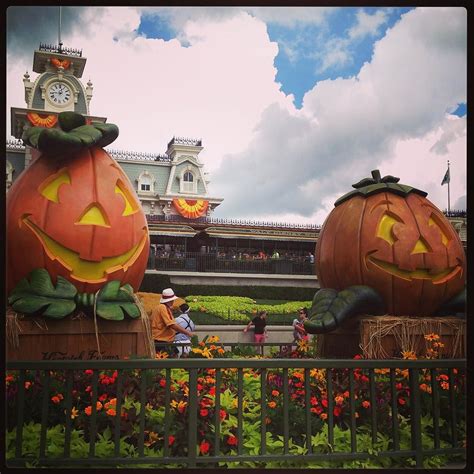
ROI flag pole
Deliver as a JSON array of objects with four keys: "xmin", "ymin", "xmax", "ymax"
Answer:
[{"xmin": 447, "ymin": 160, "xmax": 451, "ymax": 214}]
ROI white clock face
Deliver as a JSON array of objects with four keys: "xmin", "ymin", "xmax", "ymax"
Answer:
[{"xmin": 48, "ymin": 82, "xmax": 72, "ymax": 105}]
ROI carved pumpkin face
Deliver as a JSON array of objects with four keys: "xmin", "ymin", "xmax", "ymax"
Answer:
[
  {"xmin": 316, "ymin": 189, "xmax": 465, "ymax": 315},
  {"xmin": 7, "ymin": 147, "xmax": 150, "ymax": 294}
]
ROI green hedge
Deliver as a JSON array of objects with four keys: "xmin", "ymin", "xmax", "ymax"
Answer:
[{"xmin": 140, "ymin": 273, "xmax": 317, "ymax": 301}]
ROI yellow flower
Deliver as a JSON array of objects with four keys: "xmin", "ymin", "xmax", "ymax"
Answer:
[
  {"xmin": 155, "ymin": 351, "xmax": 169, "ymax": 359},
  {"xmin": 424, "ymin": 333, "xmax": 440, "ymax": 341},
  {"xmin": 69, "ymin": 407, "xmax": 79, "ymax": 419},
  {"xmin": 171, "ymin": 400, "xmax": 188, "ymax": 413},
  {"xmin": 201, "ymin": 347, "xmax": 214, "ymax": 359},
  {"xmin": 207, "ymin": 335, "xmax": 220, "ymax": 343}
]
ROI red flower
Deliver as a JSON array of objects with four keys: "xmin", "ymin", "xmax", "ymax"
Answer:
[
  {"xmin": 84, "ymin": 369, "xmax": 93, "ymax": 375},
  {"xmin": 159, "ymin": 379, "xmax": 167, "ymax": 388},
  {"xmin": 200, "ymin": 409, "xmax": 209, "ymax": 417},
  {"xmin": 353, "ymin": 354, "xmax": 362, "ymax": 359},
  {"xmin": 321, "ymin": 399, "xmax": 328, "ymax": 408},
  {"xmin": 168, "ymin": 435, "xmax": 175, "ymax": 446},
  {"xmin": 396, "ymin": 383, "xmax": 403, "ymax": 390},
  {"xmin": 197, "ymin": 384, "xmax": 203, "ymax": 392},
  {"xmin": 99, "ymin": 393, "xmax": 108, "ymax": 402},
  {"xmin": 219, "ymin": 409, "xmax": 227, "ymax": 421},
  {"xmin": 199, "ymin": 440, "xmax": 210, "ymax": 455},
  {"xmin": 333, "ymin": 406, "xmax": 342, "ymax": 417},
  {"xmin": 227, "ymin": 435, "xmax": 238, "ymax": 446},
  {"xmin": 209, "ymin": 387, "xmax": 216, "ymax": 396},
  {"xmin": 398, "ymin": 397, "xmax": 406, "ymax": 405},
  {"xmin": 310, "ymin": 396, "xmax": 318, "ymax": 406}
]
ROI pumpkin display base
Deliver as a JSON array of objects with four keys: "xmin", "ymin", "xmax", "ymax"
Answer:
[
  {"xmin": 315, "ymin": 314, "xmax": 465, "ymax": 359},
  {"xmin": 6, "ymin": 309, "xmax": 155, "ymax": 361}
]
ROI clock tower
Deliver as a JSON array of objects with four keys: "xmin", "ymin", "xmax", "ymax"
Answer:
[{"xmin": 11, "ymin": 43, "xmax": 107, "ymax": 167}]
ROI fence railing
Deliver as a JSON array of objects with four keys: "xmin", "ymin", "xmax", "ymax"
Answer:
[
  {"xmin": 6, "ymin": 358, "xmax": 466, "ymax": 468},
  {"xmin": 147, "ymin": 252, "xmax": 315, "ymax": 275}
]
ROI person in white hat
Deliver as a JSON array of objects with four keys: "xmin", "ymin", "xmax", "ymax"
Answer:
[{"xmin": 151, "ymin": 288, "xmax": 194, "ymax": 355}]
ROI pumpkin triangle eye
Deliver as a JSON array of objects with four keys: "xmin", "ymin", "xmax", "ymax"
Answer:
[
  {"xmin": 115, "ymin": 180, "xmax": 138, "ymax": 216},
  {"xmin": 39, "ymin": 169, "xmax": 71, "ymax": 203},
  {"xmin": 376, "ymin": 212, "xmax": 402, "ymax": 245},
  {"xmin": 77, "ymin": 204, "xmax": 110, "ymax": 227},
  {"xmin": 428, "ymin": 215, "xmax": 450, "ymax": 246}
]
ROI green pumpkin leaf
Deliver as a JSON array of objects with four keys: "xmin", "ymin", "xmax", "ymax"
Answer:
[
  {"xmin": 8, "ymin": 269, "xmax": 77, "ymax": 319},
  {"xmin": 96, "ymin": 302, "xmax": 141, "ymax": 320},
  {"xmin": 95, "ymin": 281, "xmax": 140, "ymax": 320},
  {"xmin": 92, "ymin": 122, "xmax": 120, "ymax": 148},
  {"xmin": 58, "ymin": 111, "xmax": 86, "ymax": 132},
  {"xmin": 38, "ymin": 128, "xmax": 83, "ymax": 154},
  {"xmin": 22, "ymin": 127, "xmax": 44, "ymax": 148},
  {"xmin": 69, "ymin": 125, "xmax": 103, "ymax": 146}
]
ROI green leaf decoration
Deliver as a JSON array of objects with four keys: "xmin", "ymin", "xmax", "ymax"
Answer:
[
  {"xmin": 21, "ymin": 112, "xmax": 119, "ymax": 155},
  {"xmin": 58, "ymin": 111, "xmax": 86, "ymax": 131},
  {"xmin": 96, "ymin": 281, "xmax": 141, "ymax": 320},
  {"xmin": 92, "ymin": 122, "xmax": 120, "ymax": 148},
  {"xmin": 334, "ymin": 169, "xmax": 427, "ymax": 207},
  {"xmin": 305, "ymin": 285, "xmax": 385, "ymax": 334},
  {"xmin": 8, "ymin": 269, "xmax": 78, "ymax": 319}
]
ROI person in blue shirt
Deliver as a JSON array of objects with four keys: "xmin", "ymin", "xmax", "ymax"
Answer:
[{"xmin": 174, "ymin": 303, "xmax": 196, "ymax": 358}]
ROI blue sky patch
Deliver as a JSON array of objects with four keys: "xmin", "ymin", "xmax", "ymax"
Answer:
[
  {"xmin": 451, "ymin": 103, "xmax": 466, "ymax": 117},
  {"xmin": 137, "ymin": 13, "xmax": 176, "ymax": 41}
]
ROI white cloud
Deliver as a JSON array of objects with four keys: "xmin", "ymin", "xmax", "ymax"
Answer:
[
  {"xmin": 7, "ymin": 7, "xmax": 467, "ymax": 226},
  {"xmin": 348, "ymin": 9, "xmax": 389, "ymax": 40},
  {"xmin": 212, "ymin": 7, "xmax": 466, "ymax": 222}
]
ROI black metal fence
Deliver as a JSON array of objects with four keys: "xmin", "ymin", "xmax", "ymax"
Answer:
[
  {"xmin": 6, "ymin": 358, "xmax": 466, "ymax": 468},
  {"xmin": 148, "ymin": 252, "xmax": 315, "ymax": 275}
]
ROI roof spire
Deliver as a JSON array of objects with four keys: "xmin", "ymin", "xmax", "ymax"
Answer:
[{"xmin": 58, "ymin": 6, "xmax": 63, "ymax": 52}]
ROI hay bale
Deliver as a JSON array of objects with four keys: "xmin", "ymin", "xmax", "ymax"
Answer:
[
  {"xmin": 360, "ymin": 315, "xmax": 465, "ymax": 359},
  {"xmin": 136, "ymin": 292, "xmax": 186, "ymax": 315}
]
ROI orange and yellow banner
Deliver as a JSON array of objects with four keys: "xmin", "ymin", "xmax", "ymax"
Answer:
[
  {"xmin": 173, "ymin": 198, "xmax": 209, "ymax": 219},
  {"xmin": 51, "ymin": 58, "xmax": 71, "ymax": 69},
  {"xmin": 27, "ymin": 112, "xmax": 58, "ymax": 128}
]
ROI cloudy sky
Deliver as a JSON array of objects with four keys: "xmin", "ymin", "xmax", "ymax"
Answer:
[{"xmin": 6, "ymin": 6, "xmax": 467, "ymax": 225}]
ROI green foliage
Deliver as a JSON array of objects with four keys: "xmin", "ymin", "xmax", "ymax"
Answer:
[
  {"xmin": 8, "ymin": 268, "xmax": 77, "ymax": 318},
  {"xmin": 8, "ymin": 269, "xmax": 140, "ymax": 320},
  {"xmin": 139, "ymin": 273, "xmax": 316, "ymax": 301},
  {"xmin": 185, "ymin": 295, "xmax": 311, "ymax": 322},
  {"xmin": 96, "ymin": 281, "xmax": 140, "ymax": 320}
]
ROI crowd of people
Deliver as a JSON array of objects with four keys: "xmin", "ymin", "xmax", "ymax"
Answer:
[
  {"xmin": 149, "ymin": 245, "xmax": 315, "ymax": 263},
  {"xmin": 150, "ymin": 287, "xmax": 311, "ymax": 358}
]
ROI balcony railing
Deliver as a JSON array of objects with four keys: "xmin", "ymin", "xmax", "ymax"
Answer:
[
  {"xmin": 148, "ymin": 252, "xmax": 315, "ymax": 275},
  {"xmin": 6, "ymin": 358, "xmax": 466, "ymax": 468}
]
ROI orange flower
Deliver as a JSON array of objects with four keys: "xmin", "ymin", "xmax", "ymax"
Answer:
[
  {"xmin": 106, "ymin": 408, "xmax": 116, "ymax": 416},
  {"xmin": 268, "ymin": 401, "xmax": 277, "ymax": 409},
  {"xmin": 155, "ymin": 351, "xmax": 169, "ymax": 359},
  {"xmin": 271, "ymin": 390, "xmax": 280, "ymax": 397},
  {"xmin": 335, "ymin": 395, "xmax": 344, "ymax": 406},
  {"xmin": 85, "ymin": 406, "xmax": 92, "ymax": 416},
  {"xmin": 440, "ymin": 381, "xmax": 449, "ymax": 390},
  {"xmin": 401, "ymin": 350, "xmax": 417, "ymax": 360},
  {"xmin": 24, "ymin": 381, "xmax": 32, "ymax": 389},
  {"xmin": 424, "ymin": 333, "xmax": 440, "ymax": 341},
  {"xmin": 51, "ymin": 396, "xmax": 61, "ymax": 404},
  {"xmin": 362, "ymin": 400, "xmax": 370, "ymax": 409},
  {"xmin": 320, "ymin": 413, "xmax": 328, "ymax": 420}
]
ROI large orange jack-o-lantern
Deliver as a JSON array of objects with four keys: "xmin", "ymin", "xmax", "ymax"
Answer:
[
  {"xmin": 7, "ymin": 112, "xmax": 150, "ymax": 295},
  {"xmin": 315, "ymin": 170, "xmax": 465, "ymax": 316}
]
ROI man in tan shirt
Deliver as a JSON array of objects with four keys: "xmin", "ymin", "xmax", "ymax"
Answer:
[{"xmin": 151, "ymin": 288, "xmax": 194, "ymax": 355}]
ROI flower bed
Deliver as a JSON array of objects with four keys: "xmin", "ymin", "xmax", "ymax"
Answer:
[{"xmin": 5, "ymin": 336, "xmax": 466, "ymax": 469}]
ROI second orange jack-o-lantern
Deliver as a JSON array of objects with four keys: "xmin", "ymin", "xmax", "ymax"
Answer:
[
  {"xmin": 7, "ymin": 112, "xmax": 149, "ymax": 295},
  {"xmin": 315, "ymin": 170, "xmax": 465, "ymax": 316}
]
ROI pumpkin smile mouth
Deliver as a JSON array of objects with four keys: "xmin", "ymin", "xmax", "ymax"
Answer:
[
  {"xmin": 367, "ymin": 254, "xmax": 462, "ymax": 284},
  {"xmin": 22, "ymin": 216, "xmax": 147, "ymax": 283}
]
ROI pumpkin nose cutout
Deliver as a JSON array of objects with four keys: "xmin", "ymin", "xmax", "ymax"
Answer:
[
  {"xmin": 411, "ymin": 237, "xmax": 430, "ymax": 255},
  {"xmin": 77, "ymin": 204, "xmax": 110, "ymax": 227}
]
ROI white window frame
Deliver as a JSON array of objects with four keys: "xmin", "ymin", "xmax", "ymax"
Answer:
[
  {"xmin": 137, "ymin": 171, "xmax": 154, "ymax": 195},
  {"xmin": 180, "ymin": 169, "xmax": 197, "ymax": 194}
]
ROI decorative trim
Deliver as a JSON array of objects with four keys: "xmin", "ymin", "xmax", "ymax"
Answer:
[
  {"xmin": 173, "ymin": 198, "xmax": 209, "ymax": 219},
  {"xmin": 27, "ymin": 112, "xmax": 58, "ymax": 128}
]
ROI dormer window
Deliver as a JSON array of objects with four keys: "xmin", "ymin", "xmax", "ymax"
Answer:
[
  {"xmin": 137, "ymin": 172, "xmax": 154, "ymax": 194},
  {"xmin": 181, "ymin": 170, "xmax": 196, "ymax": 193}
]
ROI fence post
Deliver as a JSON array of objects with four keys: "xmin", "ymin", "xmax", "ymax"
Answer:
[{"xmin": 409, "ymin": 368, "xmax": 423, "ymax": 467}]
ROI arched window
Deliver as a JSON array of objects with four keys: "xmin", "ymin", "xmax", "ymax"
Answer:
[
  {"xmin": 181, "ymin": 170, "xmax": 196, "ymax": 193},
  {"xmin": 137, "ymin": 172, "xmax": 154, "ymax": 194}
]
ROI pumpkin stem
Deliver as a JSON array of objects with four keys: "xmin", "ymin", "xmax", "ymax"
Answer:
[
  {"xmin": 75, "ymin": 292, "xmax": 96, "ymax": 308},
  {"xmin": 371, "ymin": 169, "xmax": 382, "ymax": 182}
]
